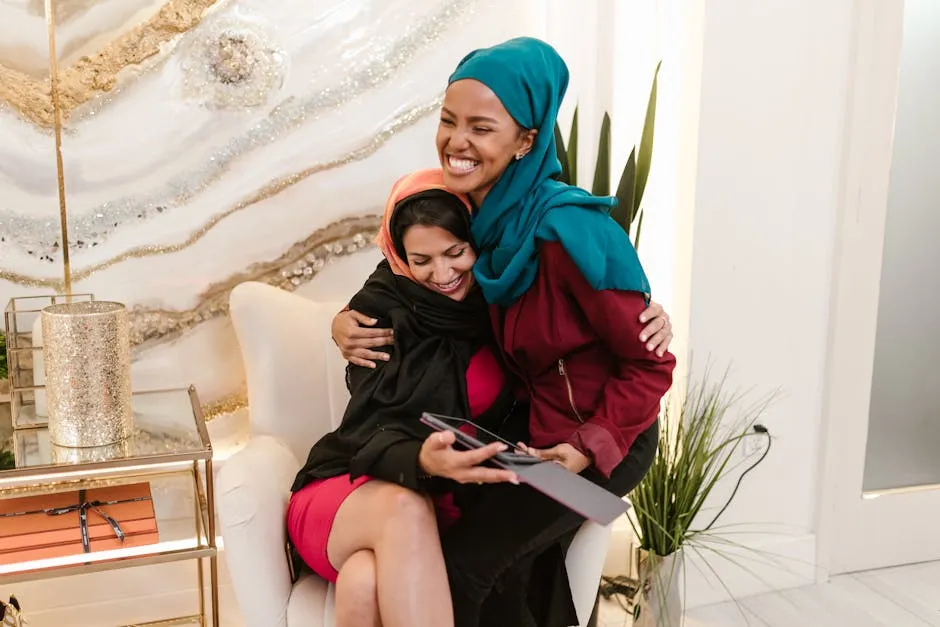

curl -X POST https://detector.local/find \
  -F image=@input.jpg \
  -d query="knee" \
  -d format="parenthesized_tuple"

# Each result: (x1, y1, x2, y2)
(376, 483, 436, 529)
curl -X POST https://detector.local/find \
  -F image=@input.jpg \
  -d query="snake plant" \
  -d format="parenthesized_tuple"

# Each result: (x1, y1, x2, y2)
(554, 61, 661, 251)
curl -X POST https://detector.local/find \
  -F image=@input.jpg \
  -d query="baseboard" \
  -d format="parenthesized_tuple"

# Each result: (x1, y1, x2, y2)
(602, 525, 819, 610)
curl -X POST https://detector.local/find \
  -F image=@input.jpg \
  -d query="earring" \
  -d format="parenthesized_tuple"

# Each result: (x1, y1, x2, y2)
(515, 153, 524, 161)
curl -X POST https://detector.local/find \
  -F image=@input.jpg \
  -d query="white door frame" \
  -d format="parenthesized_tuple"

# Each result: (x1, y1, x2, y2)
(816, 0, 940, 577)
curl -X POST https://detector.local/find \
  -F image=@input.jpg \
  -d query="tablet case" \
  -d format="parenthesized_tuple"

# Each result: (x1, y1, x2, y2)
(503, 459, 630, 526)
(421, 412, 630, 525)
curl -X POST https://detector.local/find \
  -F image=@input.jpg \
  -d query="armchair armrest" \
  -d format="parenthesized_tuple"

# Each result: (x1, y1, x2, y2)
(217, 436, 302, 627)
(565, 521, 614, 626)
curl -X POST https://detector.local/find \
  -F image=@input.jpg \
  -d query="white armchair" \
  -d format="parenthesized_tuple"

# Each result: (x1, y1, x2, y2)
(217, 281, 612, 627)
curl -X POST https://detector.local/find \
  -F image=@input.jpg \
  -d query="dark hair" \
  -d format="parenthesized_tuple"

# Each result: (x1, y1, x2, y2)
(390, 190, 473, 261)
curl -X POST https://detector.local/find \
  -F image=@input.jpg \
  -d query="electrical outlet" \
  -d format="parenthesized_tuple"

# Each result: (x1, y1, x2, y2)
(743, 432, 762, 457)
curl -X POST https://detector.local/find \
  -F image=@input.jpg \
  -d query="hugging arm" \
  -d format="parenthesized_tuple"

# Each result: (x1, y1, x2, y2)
(333, 295, 675, 369)
(331, 263, 395, 368)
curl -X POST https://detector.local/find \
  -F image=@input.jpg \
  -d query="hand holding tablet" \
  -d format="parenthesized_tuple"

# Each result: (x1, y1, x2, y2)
(420, 412, 630, 525)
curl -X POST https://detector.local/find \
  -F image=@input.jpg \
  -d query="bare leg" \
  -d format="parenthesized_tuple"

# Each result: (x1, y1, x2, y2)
(335, 549, 381, 627)
(328, 480, 453, 627)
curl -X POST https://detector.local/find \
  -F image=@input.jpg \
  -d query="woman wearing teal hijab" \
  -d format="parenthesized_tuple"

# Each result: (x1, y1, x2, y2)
(447, 37, 651, 307)
(425, 37, 675, 627)
(333, 37, 675, 627)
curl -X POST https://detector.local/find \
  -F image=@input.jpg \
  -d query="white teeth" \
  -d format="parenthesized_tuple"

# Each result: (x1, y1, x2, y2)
(448, 156, 478, 172)
(436, 276, 462, 290)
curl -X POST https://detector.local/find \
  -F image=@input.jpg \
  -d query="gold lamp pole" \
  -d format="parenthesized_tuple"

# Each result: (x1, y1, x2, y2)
(44, 0, 72, 297)
(38, 0, 134, 449)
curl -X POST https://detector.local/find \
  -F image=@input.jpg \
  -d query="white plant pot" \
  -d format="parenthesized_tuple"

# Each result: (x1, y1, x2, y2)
(632, 548, 683, 627)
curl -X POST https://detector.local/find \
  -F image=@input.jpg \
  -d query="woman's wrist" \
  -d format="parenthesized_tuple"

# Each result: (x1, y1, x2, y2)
(417, 448, 434, 478)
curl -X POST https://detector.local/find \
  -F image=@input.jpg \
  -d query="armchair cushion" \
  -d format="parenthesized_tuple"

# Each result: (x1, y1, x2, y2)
(228, 282, 351, 463)
(566, 521, 613, 625)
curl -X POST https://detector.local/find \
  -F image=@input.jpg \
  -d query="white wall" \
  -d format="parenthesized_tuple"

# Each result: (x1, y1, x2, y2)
(544, 0, 866, 606)
(681, 0, 857, 607)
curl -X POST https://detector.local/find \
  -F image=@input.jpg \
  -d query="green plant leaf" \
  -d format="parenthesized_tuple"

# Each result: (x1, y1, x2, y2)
(633, 209, 644, 250)
(567, 106, 579, 187)
(612, 147, 636, 235)
(627, 367, 777, 557)
(592, 112, 612, 197)
(633, 60, 661, 216)
(553, 122, 570, 184)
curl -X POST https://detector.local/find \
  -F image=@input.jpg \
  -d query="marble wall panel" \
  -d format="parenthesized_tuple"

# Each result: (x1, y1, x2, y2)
(0, 0, 537, 420)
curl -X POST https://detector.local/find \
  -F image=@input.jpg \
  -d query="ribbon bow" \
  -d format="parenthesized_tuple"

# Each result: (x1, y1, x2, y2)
(46, 489, 131, 553)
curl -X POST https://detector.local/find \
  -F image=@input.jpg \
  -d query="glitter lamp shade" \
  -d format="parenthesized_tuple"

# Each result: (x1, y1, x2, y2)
(41, 301, 133, 447)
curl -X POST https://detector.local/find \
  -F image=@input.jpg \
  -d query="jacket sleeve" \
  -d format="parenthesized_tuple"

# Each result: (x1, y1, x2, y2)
(345, 364, 453, 493)
(554, 247, 676, 477)
(351, 431, 452, 493)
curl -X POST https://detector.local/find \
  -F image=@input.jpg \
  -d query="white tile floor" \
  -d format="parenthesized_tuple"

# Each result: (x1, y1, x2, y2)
(598, 560, 940, 627)
(14, 559, 940, 626)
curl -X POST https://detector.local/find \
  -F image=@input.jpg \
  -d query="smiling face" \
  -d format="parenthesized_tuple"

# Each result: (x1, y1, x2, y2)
(436, 79, 536, 207)
(401, 224, 477, 301)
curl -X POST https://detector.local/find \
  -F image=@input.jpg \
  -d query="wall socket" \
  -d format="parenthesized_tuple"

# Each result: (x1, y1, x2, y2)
(743, 431, 763, 457)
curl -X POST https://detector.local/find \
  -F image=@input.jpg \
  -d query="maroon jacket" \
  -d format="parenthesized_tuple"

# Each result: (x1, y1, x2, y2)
(491, 242, 676, 477)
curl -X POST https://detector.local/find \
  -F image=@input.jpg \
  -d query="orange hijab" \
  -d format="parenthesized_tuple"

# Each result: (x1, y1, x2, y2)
(374, 168, 473, 282)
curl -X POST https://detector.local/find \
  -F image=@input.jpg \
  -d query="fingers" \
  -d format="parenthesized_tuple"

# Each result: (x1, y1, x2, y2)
(356, 348, 391, 362)
(348, 357, 378, 369)
(421, 436, 518, 484)
(518, 443, 549, 460)
(638, 315, 668, 343)
(343, 348, 392, 369)
(528, 444, 571, 465)
(646, 328, 674, 357)
(424, 430, 456, 450)
(638, 301, 664, 324)
(456, 442, 508, 467)
(349, 310, 378, 326)
(456, 467, 519, 485)
(348, 328, 395, 341)
(638, 299, 672, 355)
(536, 450, 565, 463)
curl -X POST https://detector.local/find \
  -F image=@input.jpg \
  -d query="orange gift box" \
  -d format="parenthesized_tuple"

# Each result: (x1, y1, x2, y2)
(0, 483, 159, 565)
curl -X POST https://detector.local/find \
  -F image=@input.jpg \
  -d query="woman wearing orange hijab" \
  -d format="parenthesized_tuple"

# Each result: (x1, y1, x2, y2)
(289, 169, 520, 627)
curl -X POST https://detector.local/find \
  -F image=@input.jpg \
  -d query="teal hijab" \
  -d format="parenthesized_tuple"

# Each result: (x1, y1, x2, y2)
(448, 37, 650, 306)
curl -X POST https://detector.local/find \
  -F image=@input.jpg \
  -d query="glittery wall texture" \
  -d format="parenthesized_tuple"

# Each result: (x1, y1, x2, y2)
(0, 0, 538, 420)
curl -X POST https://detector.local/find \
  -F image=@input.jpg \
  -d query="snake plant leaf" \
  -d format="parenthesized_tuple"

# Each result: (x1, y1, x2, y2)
(633, 60, 661, 216)
(611, 147, 636, 235)
(553, 122, 570, 184)
(567, 106, 579, 187)
(592, 112, 612, 197)
(633, 208, 644, 250)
